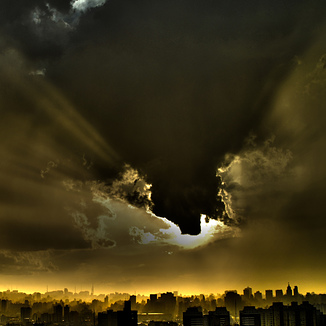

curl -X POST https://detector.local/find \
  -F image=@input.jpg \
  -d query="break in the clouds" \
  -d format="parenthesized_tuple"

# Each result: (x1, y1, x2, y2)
(62, 165, 238, 251)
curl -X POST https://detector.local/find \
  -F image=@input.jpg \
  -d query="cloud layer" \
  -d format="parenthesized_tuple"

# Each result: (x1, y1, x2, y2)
(1, 0, 326, 294)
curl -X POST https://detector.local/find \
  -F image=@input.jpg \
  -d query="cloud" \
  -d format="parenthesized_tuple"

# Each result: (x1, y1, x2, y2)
(43, 0, 326, 236)
(0, 49, 121, 252)
(217, 136, 293, 223)
(106, 164, 153, 211)
(63, 170, 239, 251)
(0, 46, 238, 286)
(2, 0, 326, 293)
(2, 0, 326, 237)
(0, 250, 57, 275)
(71, 0, 108, 12)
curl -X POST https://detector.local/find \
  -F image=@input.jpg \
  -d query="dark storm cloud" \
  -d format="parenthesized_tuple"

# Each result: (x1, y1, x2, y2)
(2, 0, 326, 235)
(41, 0, 326, 234)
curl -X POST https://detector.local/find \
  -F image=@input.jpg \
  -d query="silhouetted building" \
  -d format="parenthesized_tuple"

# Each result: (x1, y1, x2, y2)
(243, 288, 253, 301)
(258, 301, 325, 326)
(224, 291, 242, 321)
(150, 294, 158, 302)
(1, 300, 7, 313)
(117, 300, 137, 326)
(207, 307, 230, 326)
(99, 300, 137, 326)
(160, 292, 176, 315)
(183, 307, 204, 326)
(286, 284, 292, 298)
(53, 303, 63, 323)
(254, 292, 262, 302)
(70, 310, 80, 324)
(300, 301, 318, 326)
(275, 290, 283, 301)
(265, 290, 273, 303)
(130, 295, 136, 310)
(148, 294, 159, 312)
(293, 286, 298, 296)
(293, 286, 299, 302)
(99, 309, 120, 326)
(271, 302, 284, 326)
(240, 306, 261, 326)
(40, 313, 51, 323)
(21, 307, 32, 323)
(64, 305, 70, 322)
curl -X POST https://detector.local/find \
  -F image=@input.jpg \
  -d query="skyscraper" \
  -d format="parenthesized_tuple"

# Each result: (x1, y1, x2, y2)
(207, 307, 230, 326)
(240, 306, 261, 326)
(183, 307, 204, 326)
(265, 290, 273, 303)
(243, 287, 253, 301)
(286, 283, 292, 298)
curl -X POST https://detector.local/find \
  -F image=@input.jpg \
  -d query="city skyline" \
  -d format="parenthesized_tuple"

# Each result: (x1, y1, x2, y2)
(0, 282, 318, 298)
(1, 284, 326, 326)
(0, 283, 320, 299)
(1, 0, 326, 296)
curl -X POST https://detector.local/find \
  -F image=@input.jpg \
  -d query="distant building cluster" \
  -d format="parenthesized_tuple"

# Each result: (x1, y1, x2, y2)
(0, 284, 326, 325)
(183, 301, 325, 326)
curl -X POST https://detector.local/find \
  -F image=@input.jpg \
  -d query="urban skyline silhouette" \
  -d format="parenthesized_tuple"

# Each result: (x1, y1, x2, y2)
(0, 283, 326, 325)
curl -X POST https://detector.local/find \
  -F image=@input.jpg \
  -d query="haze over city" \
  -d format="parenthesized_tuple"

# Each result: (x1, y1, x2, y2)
(1, 0, 326, 297)
(0, 283, 326, 325)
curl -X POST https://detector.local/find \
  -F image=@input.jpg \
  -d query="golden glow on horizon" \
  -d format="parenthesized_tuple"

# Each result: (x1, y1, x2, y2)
(3, 282, 326, 298)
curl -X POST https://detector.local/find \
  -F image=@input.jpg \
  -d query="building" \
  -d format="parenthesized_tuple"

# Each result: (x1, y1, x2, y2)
(117, 300, 137, 326)
(254, 301, 324, 326)
(130, 295, 137, 310)
(183, 307, 204, 326)
(254, 292, 263, 302)
(98, 300, 137, 326)
(224, 291, 242, 321)
(53, 303, 63, 323)
(64, 305, 70, 322)
(275, 290, 283, 301)
(286, 284, 292, 298)
(265, 290, 273, 303)
(240, 306, 261, 326)
(20, 307, 32, 323)
(243, 288, 253, 301)
(207, 307, 230, 326)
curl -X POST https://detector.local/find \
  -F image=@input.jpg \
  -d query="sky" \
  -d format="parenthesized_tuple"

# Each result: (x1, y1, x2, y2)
(1, 0, 326, 296)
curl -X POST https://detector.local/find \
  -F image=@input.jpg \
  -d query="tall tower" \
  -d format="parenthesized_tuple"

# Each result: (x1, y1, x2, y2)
(293, 286, 299, 297)
(243, 287, 253, 301)
(286, 283, 292, 297)
(265, 290, 273, 302)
